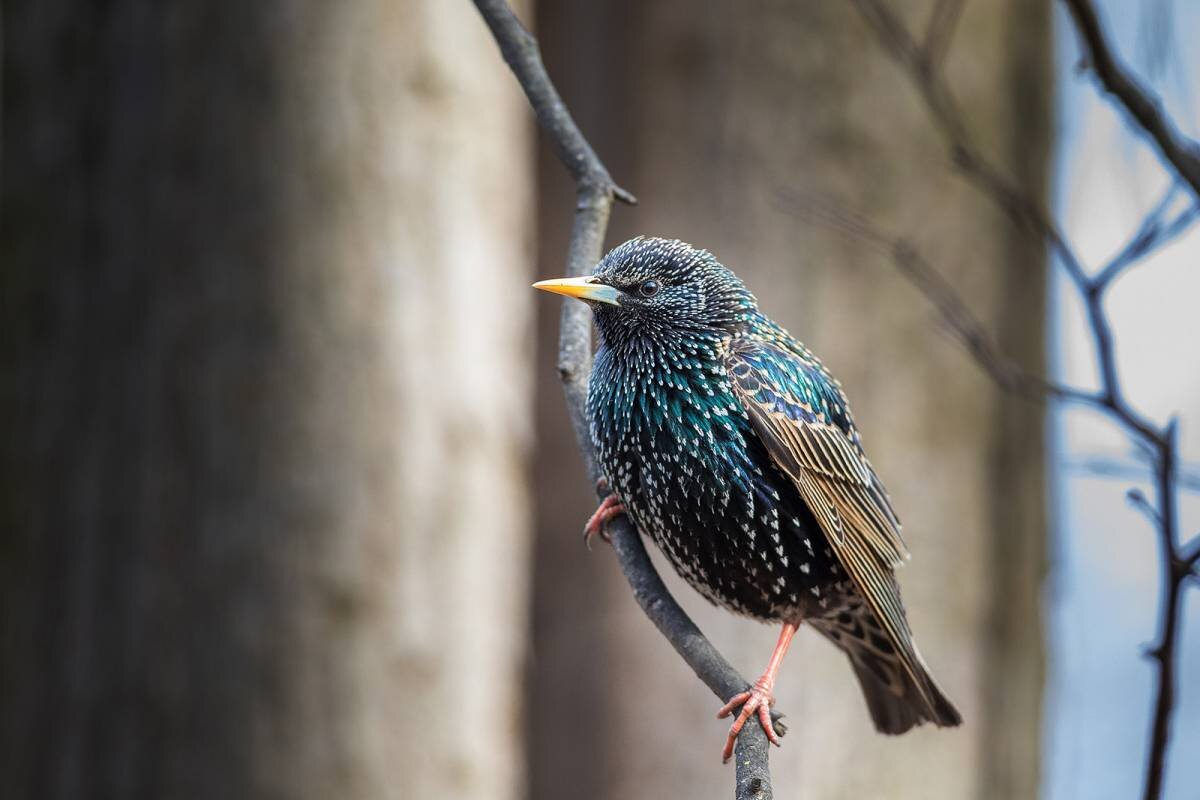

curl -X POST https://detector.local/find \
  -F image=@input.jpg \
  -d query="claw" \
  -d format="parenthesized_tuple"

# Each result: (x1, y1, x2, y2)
(717, 680, 780, 762)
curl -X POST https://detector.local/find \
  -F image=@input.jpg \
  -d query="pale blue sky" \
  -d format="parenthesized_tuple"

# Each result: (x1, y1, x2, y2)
(1046, 2, 1200, 798)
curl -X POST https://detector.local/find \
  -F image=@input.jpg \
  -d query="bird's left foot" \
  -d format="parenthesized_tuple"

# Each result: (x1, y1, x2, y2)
(717, 677, 782, 763)
(583, 488, 625, 549)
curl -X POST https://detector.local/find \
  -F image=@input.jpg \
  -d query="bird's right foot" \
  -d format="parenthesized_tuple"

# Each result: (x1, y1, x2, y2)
(716, 622, 796, 762)
(717, 678, 781, 763)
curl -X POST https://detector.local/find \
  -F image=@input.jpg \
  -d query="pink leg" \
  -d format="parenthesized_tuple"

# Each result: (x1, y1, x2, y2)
(716, 622, 797, 762)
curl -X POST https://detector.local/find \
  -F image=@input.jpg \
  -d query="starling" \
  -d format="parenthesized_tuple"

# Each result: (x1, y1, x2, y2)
(535, 237, 962, 761)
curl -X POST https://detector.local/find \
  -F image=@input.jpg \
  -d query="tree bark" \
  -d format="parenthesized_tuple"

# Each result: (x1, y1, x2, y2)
(0, 3, 533, 799)
(531, 2, 1050, 798)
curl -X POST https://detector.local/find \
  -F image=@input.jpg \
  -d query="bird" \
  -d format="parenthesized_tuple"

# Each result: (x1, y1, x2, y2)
(534, 236, 962, 762)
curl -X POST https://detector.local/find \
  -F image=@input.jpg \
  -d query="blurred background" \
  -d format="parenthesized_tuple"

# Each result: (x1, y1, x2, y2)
(0, 1, 1195, 799)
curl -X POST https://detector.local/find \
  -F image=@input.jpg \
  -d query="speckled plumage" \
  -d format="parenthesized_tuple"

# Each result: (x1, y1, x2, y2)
(582, 237, 961, 734)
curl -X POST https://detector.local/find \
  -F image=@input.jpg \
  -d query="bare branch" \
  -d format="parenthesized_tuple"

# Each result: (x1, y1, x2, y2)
(844, 5, 1193, 798)
(1183, 535, 1200, 570)
(1062, 0, 1200, 200)
(471, 1, 635, 206)
(1094, 185, 1200, 289)
(472, 2, 774, 795)
(843, 0, 1171, 437)
(850, 0, 1092, 291)
(1066, 454, 1200, 493)
(1139, 418, 1184, 800)
(849, 0, 1163, 445)
(1126, 488, 1162, 527)
(921, 0, 965, 71)
(779, 189, 1092, 406)
(1055, 5, 1200, 791)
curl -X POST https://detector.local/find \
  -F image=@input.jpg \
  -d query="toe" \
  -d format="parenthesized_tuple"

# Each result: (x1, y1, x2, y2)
(758, 703, 780, 746)
(721, 699, 757, 762)
(721, 733, 736, 764)
(718, 686, 783, 761)
(717, 691, 751, 719)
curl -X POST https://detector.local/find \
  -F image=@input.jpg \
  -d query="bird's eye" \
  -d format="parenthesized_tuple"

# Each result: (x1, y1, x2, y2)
(638, 280, 660, 298)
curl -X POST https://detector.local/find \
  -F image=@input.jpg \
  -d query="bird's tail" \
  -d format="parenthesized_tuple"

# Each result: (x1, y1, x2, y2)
(812, 602, 962, 734)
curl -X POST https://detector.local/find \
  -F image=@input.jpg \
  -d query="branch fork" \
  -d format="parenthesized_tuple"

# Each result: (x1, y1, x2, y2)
(834, 4, 1199, 799)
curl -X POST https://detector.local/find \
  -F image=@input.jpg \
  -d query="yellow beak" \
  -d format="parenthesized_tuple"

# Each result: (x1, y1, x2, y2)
(532, 277, 620, 306)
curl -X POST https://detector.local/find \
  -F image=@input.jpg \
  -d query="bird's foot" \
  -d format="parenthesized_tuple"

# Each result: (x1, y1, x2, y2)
(717, 677, 781, 763)
(583, 484, 625, 549)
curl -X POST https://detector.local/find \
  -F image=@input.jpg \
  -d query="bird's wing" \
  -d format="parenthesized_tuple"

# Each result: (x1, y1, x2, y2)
(726, 338, 907, 565)
(726, 338, 942, 706)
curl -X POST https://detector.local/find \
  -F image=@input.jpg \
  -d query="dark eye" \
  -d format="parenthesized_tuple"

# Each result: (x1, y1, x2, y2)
(638, 280, 660, 298)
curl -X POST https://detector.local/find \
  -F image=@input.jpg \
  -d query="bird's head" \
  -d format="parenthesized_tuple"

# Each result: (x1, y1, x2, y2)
(533, 237, 757, 347)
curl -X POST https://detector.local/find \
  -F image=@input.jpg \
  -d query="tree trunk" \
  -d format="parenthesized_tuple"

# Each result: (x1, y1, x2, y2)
(531, 2, 1050, 798)
(0, 3, 533, 799)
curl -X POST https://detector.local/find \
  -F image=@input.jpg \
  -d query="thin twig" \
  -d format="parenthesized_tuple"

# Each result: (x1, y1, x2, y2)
(1062, 0, 1200, 200)
(1093, 184, 1200, 289)
(1142, 419, 1183, 800)
(470, 1, 635, 207)
(778, 188, 1091, 406)
(471, 2, 775, 796)
(921, 0, 965, 71)
(1127, 488, 1163, 527)
(850, 1, 1090, 286)
(1183, 536, 1200, 570)
(850, 0, 1164, 432)
(1059, 2, 1200, 792)
(842, 4, 1193, 799)
(1066, 453, 1200, 493)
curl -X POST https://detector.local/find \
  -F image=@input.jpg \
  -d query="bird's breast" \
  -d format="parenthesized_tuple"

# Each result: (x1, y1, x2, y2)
(588, 351, 845, 620)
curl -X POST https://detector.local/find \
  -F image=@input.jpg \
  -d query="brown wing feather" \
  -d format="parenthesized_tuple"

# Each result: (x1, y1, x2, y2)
(730, 356, 908, 565)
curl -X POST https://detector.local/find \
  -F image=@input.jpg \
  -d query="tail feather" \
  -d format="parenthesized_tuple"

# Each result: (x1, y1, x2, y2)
(813, 600, 962, 734)
(849, 651, 961, 734)
(851, 658, 924, 734)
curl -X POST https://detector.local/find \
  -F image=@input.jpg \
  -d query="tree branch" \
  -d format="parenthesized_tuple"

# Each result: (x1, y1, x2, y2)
(1126, 488, 1162, 528)
(777, 188, 1091, 406)
(1141, 418, 1184, 800)
(1062, 0, 1200, 200)
(849, 0, 1165, 436)
(1183, 535, 1200, 571)
(1067, 453, 1200, 493)
(840, 4, 1195, 799)
(1051, 6, 1200, 786)
(472, 2, 775, 796)
(1093, 184, 1200, 290)
(848, 0, 1097, 318)
(920, 0, 964, 72)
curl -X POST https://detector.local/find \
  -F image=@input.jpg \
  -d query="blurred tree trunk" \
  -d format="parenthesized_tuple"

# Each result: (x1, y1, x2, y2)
(531, 2, 1049, 798)
(0, 3, 532, 800)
